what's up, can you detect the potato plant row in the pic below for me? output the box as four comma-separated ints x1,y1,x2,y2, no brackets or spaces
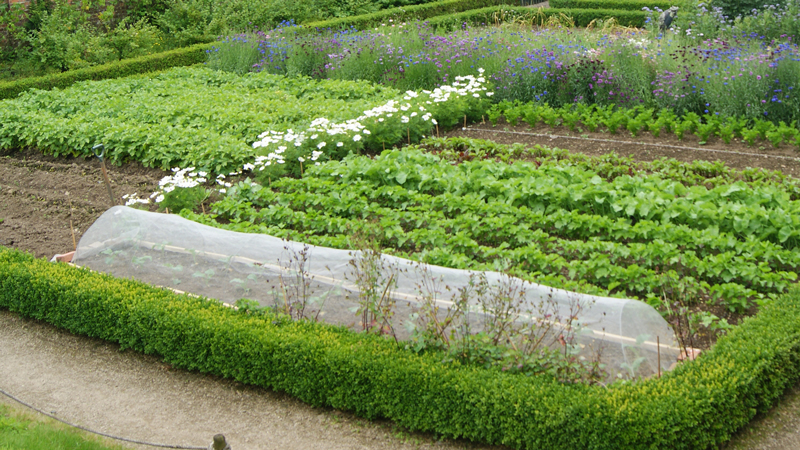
0,67,401,173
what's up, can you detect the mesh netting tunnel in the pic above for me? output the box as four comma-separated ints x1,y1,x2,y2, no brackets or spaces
73,206,681,379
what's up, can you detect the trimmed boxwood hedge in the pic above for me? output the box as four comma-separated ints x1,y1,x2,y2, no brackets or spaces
426,5,647,29
2,245,800,449
549,0,683,11
0,43,213,101
302,0,518,31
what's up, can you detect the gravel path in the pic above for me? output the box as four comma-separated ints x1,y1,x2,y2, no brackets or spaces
0,310,493,450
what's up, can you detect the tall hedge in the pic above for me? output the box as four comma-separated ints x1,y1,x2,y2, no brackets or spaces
301,0,519,31
0,43,213,101
426,5,647,29
550,0,684,11
1,246,800,449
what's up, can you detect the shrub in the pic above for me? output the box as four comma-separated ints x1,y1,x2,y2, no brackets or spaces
301,0,518,31
425,5,647,29
0,42,212,100
549,0,684,11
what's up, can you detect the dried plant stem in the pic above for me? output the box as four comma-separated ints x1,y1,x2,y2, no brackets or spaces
657,335,661,378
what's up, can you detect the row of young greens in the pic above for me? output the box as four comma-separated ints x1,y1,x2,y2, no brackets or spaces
487,101,800,147
5,246,800,449
168,142,800,332
207,12,800,125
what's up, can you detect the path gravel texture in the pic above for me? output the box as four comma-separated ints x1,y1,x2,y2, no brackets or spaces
0,310,493,450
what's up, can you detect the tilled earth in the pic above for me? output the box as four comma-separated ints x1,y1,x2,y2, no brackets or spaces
2,131,800,449
0,148,164,259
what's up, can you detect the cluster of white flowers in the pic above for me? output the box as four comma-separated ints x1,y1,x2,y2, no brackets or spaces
580,48,605,59
419,69,493,104
124,70,497,209
122,193,150,206
626,37,650,49
252,129,305,149
247,69,492,174
126,166,252,206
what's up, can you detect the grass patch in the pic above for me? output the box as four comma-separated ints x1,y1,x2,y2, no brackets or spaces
0,401,129,450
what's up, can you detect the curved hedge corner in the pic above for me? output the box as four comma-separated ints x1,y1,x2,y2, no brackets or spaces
427,5,647,29
0,43,214,101
302,0,518,31
1,246,800,449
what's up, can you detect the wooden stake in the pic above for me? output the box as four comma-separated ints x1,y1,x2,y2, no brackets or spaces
407,127,410,144
66,191,76,251
201,202,206,215
657,335,661,378
464,115,467,129
436,124,440,138
165,207,170,214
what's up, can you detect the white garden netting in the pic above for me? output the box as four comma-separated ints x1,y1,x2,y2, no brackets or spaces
73,206,681,378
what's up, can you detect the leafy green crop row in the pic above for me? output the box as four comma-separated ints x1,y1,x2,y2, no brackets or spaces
3,246,800,449
0,67,400,173
488,101,800,148
194,144,800,313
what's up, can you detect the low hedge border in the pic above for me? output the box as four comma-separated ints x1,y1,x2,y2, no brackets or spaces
549,0,684,11
0,43,214,101
2,245,800,449
426,5,647,29
302,0,518,31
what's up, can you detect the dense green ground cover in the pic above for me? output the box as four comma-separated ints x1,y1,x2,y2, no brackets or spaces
0,67,401,172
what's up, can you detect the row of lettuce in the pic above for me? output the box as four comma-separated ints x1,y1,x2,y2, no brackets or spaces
3,246,800,449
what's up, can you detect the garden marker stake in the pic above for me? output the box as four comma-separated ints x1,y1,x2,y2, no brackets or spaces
65,191,76,251
92,144,116,206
